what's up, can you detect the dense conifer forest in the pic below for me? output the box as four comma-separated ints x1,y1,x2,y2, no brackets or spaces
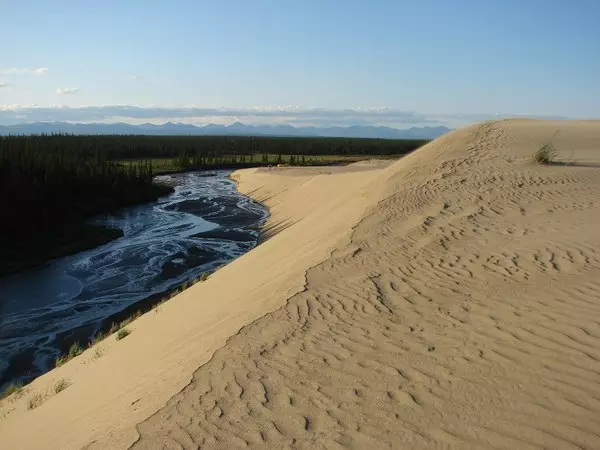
0,134,427,274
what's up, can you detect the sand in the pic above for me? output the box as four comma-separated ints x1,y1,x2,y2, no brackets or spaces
2,119,600,449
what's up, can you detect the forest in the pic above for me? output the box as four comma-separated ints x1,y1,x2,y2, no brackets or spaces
0,134,427,159
0,134,428,275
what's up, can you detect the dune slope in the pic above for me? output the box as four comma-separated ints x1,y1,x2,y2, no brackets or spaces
0,164,384,449
133,120,600,449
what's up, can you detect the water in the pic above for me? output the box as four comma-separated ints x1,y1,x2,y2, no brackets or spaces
0,171,268,386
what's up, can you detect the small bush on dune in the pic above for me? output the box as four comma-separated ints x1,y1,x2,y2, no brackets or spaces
534,142,558,164
534,130,560,164
68,342,83,359
116,328,131,340
108,321,120,335
55,342,84,368
55,354,68,368
90,331,106,347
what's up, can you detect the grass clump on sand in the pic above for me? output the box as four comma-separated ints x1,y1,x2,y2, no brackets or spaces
534,142,558,164
55,342,84,368
54,378,71,394
199,271,210,282
90,331,107,347
27,393,45,410
534,131,560,164
108,312,137,333
116,328,131,340
0,382,24,401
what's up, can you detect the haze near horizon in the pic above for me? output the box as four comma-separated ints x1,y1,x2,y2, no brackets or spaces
1,0,598,128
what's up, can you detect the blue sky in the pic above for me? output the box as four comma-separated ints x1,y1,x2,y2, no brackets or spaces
1,0,599,127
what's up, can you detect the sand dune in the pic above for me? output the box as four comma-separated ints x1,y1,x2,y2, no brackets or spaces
3,120,600,449
0,158,384,448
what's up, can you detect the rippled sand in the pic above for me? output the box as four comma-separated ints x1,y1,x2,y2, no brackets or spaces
2,120,600,449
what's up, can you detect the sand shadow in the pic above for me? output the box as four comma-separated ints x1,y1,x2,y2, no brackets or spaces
258,218,296,244
547,161,600,168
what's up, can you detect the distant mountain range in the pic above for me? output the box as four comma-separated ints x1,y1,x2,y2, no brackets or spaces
0,122,451,139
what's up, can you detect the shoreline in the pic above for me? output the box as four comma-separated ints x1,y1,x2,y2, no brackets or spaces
0,171,268,390
227,171,272,243
150,157,374,177
0,224,123,278
0,182,174,278
0,162,386,449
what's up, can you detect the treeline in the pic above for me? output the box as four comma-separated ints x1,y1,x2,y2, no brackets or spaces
0,143,170,235
0,138,173,275
0,133,427,274
0,134,428,160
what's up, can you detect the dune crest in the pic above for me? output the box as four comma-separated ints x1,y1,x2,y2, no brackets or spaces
133,120,600,449
3,120,600,449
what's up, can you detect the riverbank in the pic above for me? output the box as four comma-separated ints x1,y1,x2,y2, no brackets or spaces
3,120,600,449
124,154,379,177
0,171,267,389
0,160,387,449
0,224,123,277
0,182,174,277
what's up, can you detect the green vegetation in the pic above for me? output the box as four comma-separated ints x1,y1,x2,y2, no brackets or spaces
90,331,107,347
0,382,24,401
55,342,84,368
53,378,71,394
1,134,425,160
0,134,427,275
109,311,142,335
199,271,210,282
116,328,131,340
119,153,369,174
0,135,173,276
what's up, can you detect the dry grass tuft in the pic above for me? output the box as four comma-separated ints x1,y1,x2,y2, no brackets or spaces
54,378,71,394
27,393,45,410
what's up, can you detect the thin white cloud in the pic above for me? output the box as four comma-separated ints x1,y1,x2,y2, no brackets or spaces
56,88,80,95
0,104,574,128
0,67,48,75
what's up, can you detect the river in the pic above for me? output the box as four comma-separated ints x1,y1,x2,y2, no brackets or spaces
0,171,268,388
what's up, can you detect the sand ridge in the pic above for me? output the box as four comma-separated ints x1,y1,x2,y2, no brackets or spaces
133,120,600,449
2,119,600,449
